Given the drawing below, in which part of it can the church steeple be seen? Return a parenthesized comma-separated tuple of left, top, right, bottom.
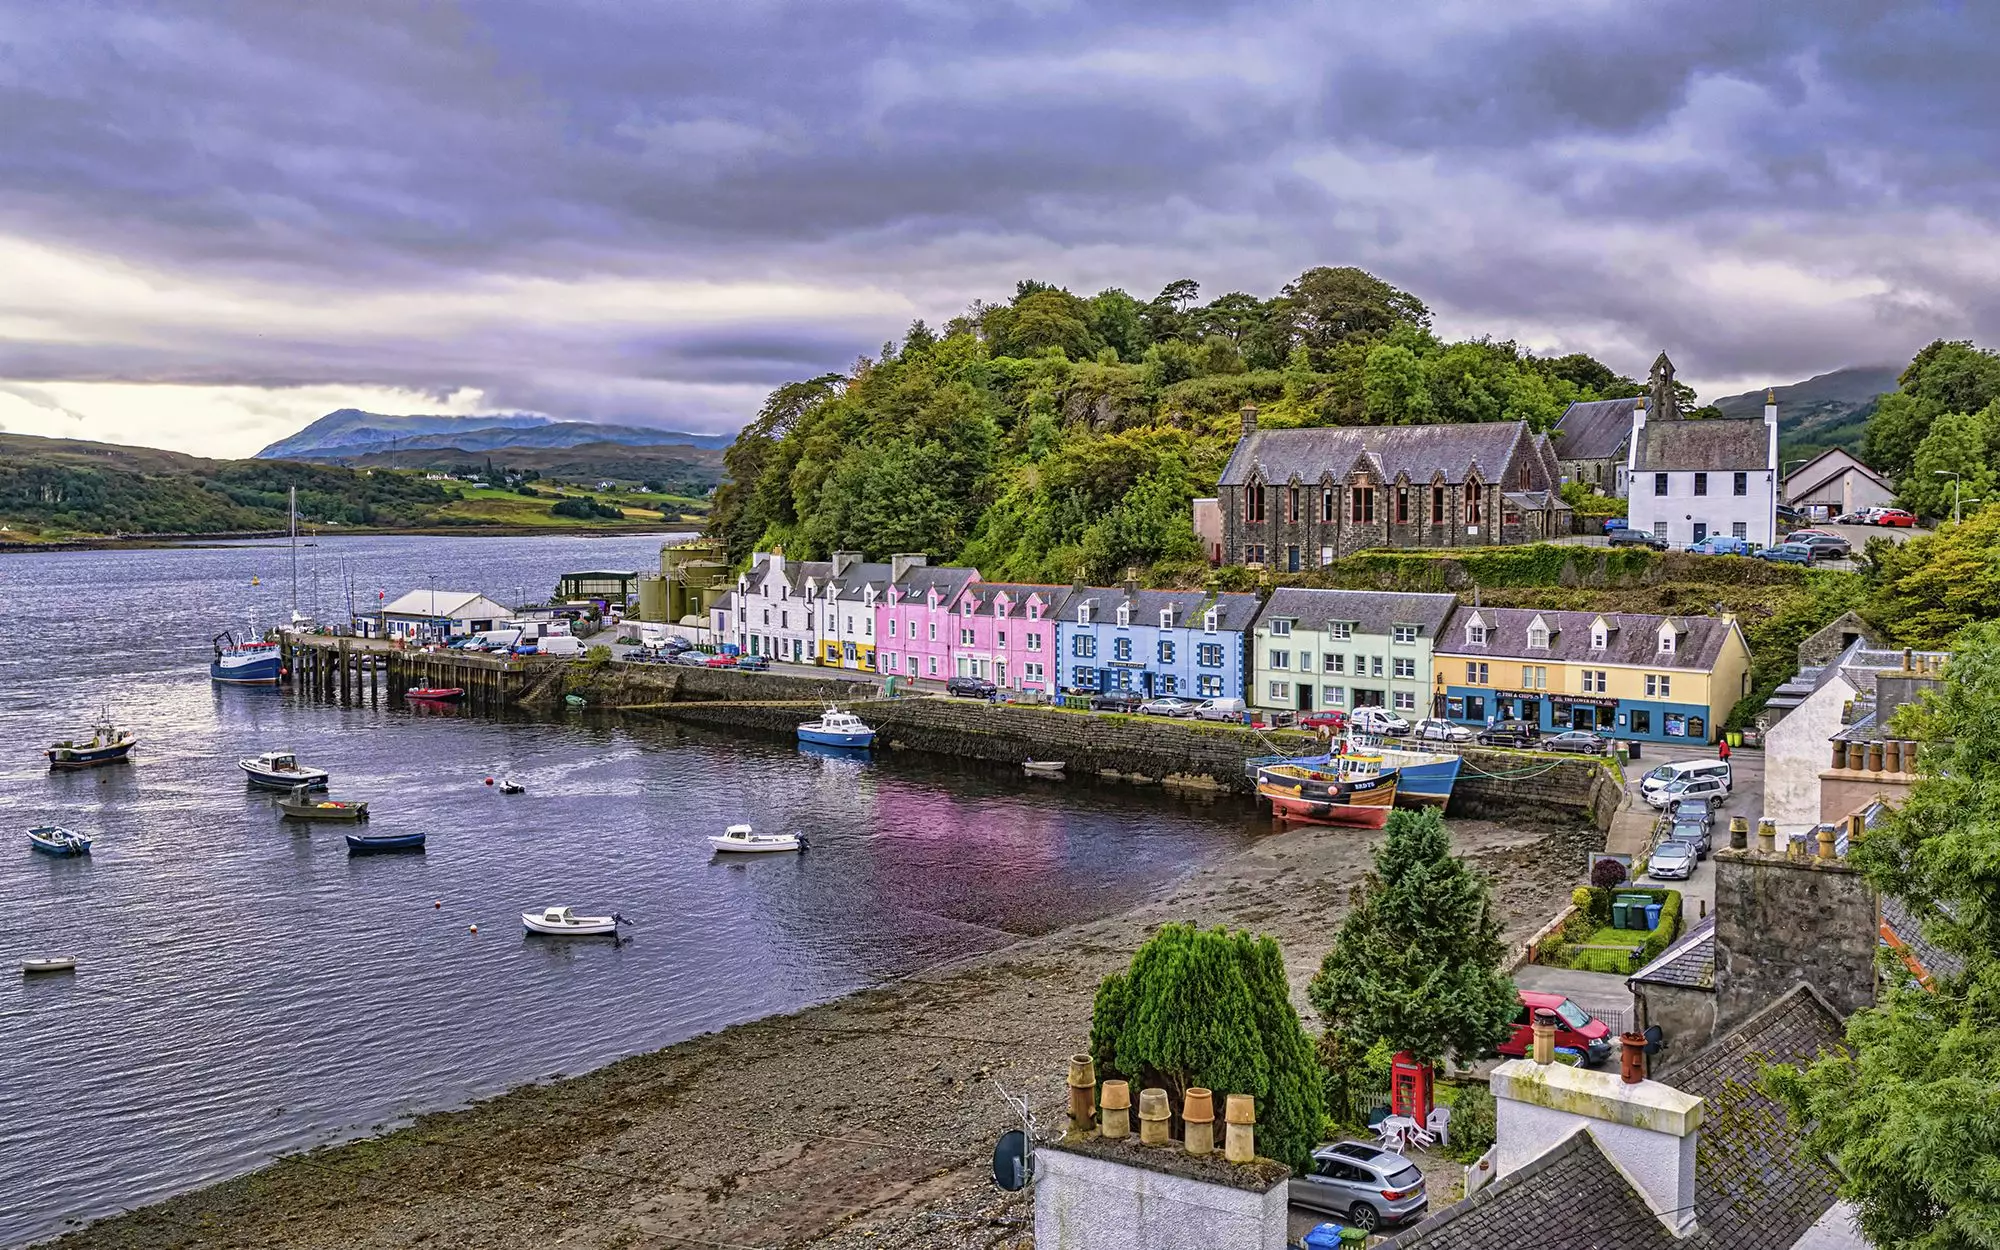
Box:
(1648, 352, 1682, 422)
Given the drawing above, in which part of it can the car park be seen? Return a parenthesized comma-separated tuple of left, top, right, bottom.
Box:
(1870, 508, 1917, 527)
(1648, 773, 1729, 811)
(1412, 718, 1474, 743)
(1477, 719, 1542, 748)
(1496, 991, 1613, 1067)
(946, 676, 998, 699)
(1088, 690, 1145, 713)
(1297, 710, 1348, 731)
(1289, 1141, 1429, 1232)
(1686, 534, 1754, 556)
(1194, 697, 1247, 721)
(1543, 729, 1608, 755)
(1752, 541, 1815, 565)
(1608, 527, 1668, 550)
(1138, 696, 1199, 717)
(1640, 759, 1732, 802)
(734, 654, 771, 672)
(1349, 707, 1411, 736)
(1647, 840, 1698, 881)
(1669, 798, 1721, 835)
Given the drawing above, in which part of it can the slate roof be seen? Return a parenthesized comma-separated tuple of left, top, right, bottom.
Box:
(1063, 585, 1262, 632)
(1881, 895, 1966, 985)
(1218, 422, 1536, 487)
(1389, 985, 1846, 1250)
(1434, 606, 1741, 672)
(1634, 417, 1772, 472)
(1784, 449, 1893, 500)
(957, 581, 1073, 619)
(1629, 914, 1716, 988)
(893, 565, 980, 604)
(1258, 587, 1457, 637)
(1554, 397, 1640, 462)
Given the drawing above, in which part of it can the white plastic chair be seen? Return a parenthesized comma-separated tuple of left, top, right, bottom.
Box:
(1426, 1105, 1452, 1146)
(1373, 1116, 1410, 1153)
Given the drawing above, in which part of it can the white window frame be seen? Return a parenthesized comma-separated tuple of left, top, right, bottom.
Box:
(1590, 626, 1607, 650)
(1392, 625, 1416, 644)
(1159, 608, 1174, 629)
(1527, 626, 1548, 650)
(1323, 685, 1347, 707)
(1467, 624, 1488, 645)
(1268, 680, 1292, 701)
(1269, 650, 1291, 670)
(1393, 658, 1415, 679)
(1116, 604, 1131, 627)
(1393, 691, 1416, 712)
(1270, 619, 1293, 637)
(1204, 609, 1218, 632)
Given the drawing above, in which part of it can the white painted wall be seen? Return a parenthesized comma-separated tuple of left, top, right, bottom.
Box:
(1033, 1147, 1291, 1250)
(1628, 468, 1778, 548)
(1764, 673, 1859, 834)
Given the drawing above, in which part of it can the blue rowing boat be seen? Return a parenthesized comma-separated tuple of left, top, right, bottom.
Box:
(345, 830, 426, 854)
(29, 826, 92, 856)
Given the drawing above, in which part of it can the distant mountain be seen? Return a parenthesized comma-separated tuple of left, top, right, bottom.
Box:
(342, 442, 724, 494)
(1711, 366, 1900, 462)
(256, 410, 737, 460)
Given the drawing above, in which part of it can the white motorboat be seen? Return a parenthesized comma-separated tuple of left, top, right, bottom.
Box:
(1023, 760, 1067, 777)
(708, 823, 805, 854)
(797, 707, 876, 749)
(521, 906, 624, 936)
(22, 957, 77, 975)
(240, 751, 330, 790)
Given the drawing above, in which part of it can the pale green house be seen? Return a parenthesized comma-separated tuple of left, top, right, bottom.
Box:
(1249, 588, 1459, 718)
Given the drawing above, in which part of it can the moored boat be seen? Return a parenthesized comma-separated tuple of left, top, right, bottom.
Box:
(46, 717, 138, 770)
(1257, 754, 1399, 828)
(1347, 734, 1462, 807)
(522, 906, 625, 935)
(798, 706, 875, 749)
(708, 823, 805, 854)
(405, 687, 465, 702)
(345, 829, 425, 853)
(240, 751, 329, 790)
(28, 826, 92, 856)
(1023, 760, 1067, 777)
(22, 957, 77, 976)
(211, 631, 282, 686)
(278, 785, 369, 821)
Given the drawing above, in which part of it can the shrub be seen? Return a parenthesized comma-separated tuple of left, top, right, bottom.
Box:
(1636, 889, 1684, 966)
(1591, 857, 1629, 888)
(1441, 1083, 1496, 1161)
(1570, 886, 1593, 914)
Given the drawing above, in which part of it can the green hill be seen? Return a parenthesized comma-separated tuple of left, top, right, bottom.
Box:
(1711, 365, 1899, 463)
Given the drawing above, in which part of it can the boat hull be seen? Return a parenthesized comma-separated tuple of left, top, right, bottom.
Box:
(345, 832, 425, 853)
(29, 838, 91, 857)
(406, 688, 465, 702)
(708, 837, 802, 854)
(242, 764, 329, 790)
(1257, 774, 1399, 828)
(211, 652, 282, 686)
(22, 959, 77, 975)
(798, 727, 876, 748)
(522, 913, 618, 935)
(279, 801, 369, 821)
(1256, 749, 1461, 809)
(46, 741, 136, 770)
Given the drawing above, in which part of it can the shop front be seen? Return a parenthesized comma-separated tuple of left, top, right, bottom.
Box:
(1440, 686, 1713, 743)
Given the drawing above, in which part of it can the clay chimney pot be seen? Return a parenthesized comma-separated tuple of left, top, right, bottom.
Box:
(1137, 1087, 1172, 1145)
(1183, 1088, 1215, 1156)
(1223, 1094, 1256, 1162)
(1066, 1054, 1097, 1132)
(1099, 1079, 1131, 1140)
(1531, 1009, 1557, 1064)
(1620, 1032, 1647, 1084)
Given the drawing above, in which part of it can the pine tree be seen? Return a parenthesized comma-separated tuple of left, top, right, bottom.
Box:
(1091, 923, 1325, 1171)
(1308, 808, 1519, 1069)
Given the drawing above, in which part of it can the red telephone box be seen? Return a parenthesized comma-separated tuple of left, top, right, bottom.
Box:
(1390, 1052, 1434, 1122)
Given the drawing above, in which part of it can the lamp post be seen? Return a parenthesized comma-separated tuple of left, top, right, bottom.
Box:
(1935, 470, 1963, 524)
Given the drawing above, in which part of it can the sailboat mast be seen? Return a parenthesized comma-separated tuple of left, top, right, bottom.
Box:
(289, 485, 299, 619)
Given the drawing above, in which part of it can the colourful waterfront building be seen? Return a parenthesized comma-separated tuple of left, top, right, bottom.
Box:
(940, 583, 1073, 694)
(1056, 581, 1260, 700)
(1432, 606, 1752, 744)
(1248, 587, 1458, 717)
(873, 563, 983, 681)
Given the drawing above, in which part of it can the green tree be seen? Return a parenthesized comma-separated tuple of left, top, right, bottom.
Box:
(1768, 625, 2000, 1249)
(1865, 340, 2000, 480)
(1362, 343, 1434, 425)
(1277, 266, 1432, 367)
(1904, 403, 2000, 520)
(1867, 508, 2000, 647)
(1091, 923, 1326, 1171)
(1308, 809, 1518, 1069)
(981, 287, 1100, 360)
(1088, 288, 1149, 361)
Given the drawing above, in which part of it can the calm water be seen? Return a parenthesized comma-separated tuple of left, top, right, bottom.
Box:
(0, 534, 1257, 1247)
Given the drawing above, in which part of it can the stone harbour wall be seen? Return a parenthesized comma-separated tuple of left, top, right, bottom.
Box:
(531, 660, 879, 709)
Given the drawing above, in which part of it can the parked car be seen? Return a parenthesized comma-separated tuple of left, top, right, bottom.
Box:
(1751, 541, 1815, 565)
(1602, 517, 1628, 533)
(1194, 697, 1247, 722)
(1138, 696, 1199, 717)
(1669, 818, 1712, 858)
(1647, 773, 1729, 811)
(1289, 1141, 1429, 1232)
(1686, 534, 1753, 556)
(1833, 510, 1868, 524)
(1543, 729, 1608, 755)
(1412, 718, 1474, 744)
(1495, 991, 1613, 1067)
(1608, 527, 1668, 550)
(1640, 759, 1733, 802)
(1647, 839, 1699, 881)
(1776, 503, 1809, 525)
(1477, 719, 1542, 748)
(946, 676, 998, 699)
(1870, 507, 1918, 527)
(734, 654, 771, 672)
(1349, 707, 1411, 736)
(703, 653, 738, 668)
(1297, 709, 1348, 731)
(1792, 532, 1853, 559)
(1088, 690, 1145, 713)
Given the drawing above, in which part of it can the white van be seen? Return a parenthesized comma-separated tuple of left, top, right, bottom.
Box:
(1195, 698, 1247, 722)
(535, 635, 584, 658)
(1640, 759, 1732, 802)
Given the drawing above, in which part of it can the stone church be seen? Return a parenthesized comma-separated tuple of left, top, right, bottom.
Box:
(1215, 406, 1571, 570)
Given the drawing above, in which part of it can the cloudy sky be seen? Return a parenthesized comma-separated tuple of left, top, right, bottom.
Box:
(2, 0, 1991, 457)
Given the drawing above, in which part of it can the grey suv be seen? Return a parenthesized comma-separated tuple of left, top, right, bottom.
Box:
(1290, 1141, 1428, 1231)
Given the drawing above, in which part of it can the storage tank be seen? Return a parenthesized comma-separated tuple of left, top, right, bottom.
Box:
(637, 575, 668, 623)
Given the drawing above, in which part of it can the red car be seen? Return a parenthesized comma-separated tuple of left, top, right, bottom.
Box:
(1494, 991, 1613, 1066)
(704, 653, 738, 668)
(1298, 711, 1348, 731)
(1871, 508, 1917, 527)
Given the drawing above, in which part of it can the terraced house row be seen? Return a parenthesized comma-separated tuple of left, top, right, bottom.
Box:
(712, 553, 1751, 743)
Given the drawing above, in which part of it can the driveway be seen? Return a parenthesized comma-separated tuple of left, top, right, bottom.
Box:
(1614, 743, 1762, 918)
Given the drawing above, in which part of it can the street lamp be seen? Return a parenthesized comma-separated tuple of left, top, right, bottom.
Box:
(1934, 470, 1964, 524)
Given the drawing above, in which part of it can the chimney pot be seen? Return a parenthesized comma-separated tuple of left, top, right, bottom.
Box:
(1182, 1088, 1215, 1156)
(1831, 741, 1849, 770)
(1099, 1080, 1131, 1140)
(1223, 1094, 1256, 1162)
(1757, 818, 1777, 854)
(1817, 826, 1837, 859)
(1137, 1087, 1172, 1145)
(1620, 1032, 1647, 1084)
(1728, 815, 1749, 851)
(1531, 1009, 1557, 1064)
(1066, 1054, 1097, 1133)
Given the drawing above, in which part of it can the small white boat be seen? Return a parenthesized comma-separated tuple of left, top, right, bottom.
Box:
(240, 751, 330, 790)
(498, 779, 525, 795)
(1023, 760, 1067, 777)
(797, 706, 876, 749)
(521, 906, 625, 936)
(708, 823, 805, 854)
(23, 957, 77, 975)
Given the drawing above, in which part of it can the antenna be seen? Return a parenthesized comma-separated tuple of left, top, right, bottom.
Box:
(289, 485, 299, 621)
(988, 1077, 1039, 1191)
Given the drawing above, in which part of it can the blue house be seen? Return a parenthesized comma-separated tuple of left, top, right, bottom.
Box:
(1054, 582, 1259, 700)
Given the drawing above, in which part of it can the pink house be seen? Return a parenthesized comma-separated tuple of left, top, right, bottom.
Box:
(949, 582, 1072, 694)
(873, 565, 980, 683)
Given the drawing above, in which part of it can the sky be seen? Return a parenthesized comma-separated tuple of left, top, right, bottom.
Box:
(3, 0, 1995, 458)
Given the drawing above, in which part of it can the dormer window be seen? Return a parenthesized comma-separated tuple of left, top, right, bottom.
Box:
(1591, 625, 1608, 650)
(1527, 617, 1549, 651)
(1203, 608, 1218, 633)
(1078, 603, 1093, 625)
(1658, 627, 1677, 656)
(1467, 624, 1487, 645)
(1116, 604, 1131, 627)
(1028, 601, 1041, 621)
(1329, 622, 1351, 641)
(1159, 608, 1174, 630)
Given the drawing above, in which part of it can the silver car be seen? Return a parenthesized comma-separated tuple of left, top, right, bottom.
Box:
(1413, 718, 1474, 744)
(1647, 840, 1698, 880)
(1138, 697, 1197, 717)
(1290, 1141, 1428, 1232)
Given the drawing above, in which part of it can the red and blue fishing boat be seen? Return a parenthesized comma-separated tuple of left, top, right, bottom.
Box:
(211, 631, 282, 686)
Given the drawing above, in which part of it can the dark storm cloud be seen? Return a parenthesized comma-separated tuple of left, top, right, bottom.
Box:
(4, 0, 1999, 440)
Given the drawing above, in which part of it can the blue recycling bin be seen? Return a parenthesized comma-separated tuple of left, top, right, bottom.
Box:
(1646, 902, 1663, 930)
(1302, 1223, 1353, 1250)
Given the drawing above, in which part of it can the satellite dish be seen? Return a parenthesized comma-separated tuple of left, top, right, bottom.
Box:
(1642, 1024, 1665, 1056)
(992, 1129, 1028, 1191)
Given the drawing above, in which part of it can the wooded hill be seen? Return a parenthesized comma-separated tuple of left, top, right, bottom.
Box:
(708, 267, 1668, 584)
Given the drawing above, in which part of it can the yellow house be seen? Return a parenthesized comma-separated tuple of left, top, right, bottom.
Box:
(1433, 607, 1751, 743)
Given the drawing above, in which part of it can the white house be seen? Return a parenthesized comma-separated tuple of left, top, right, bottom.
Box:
(729, 550, 833, 664)
(1627, 385, 1779, 549)
(378, 590, 515, 642)
(1783, 448, 1896, 521)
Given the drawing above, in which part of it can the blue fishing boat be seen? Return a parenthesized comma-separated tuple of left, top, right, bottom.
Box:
(46, 715, 137, 770)
(211, 631, 282, 686)
(1249, 736, 1462, 809)
(797, 706, 876, 749)
(28, 826, 92, 856)
(346, 830, 426, 854)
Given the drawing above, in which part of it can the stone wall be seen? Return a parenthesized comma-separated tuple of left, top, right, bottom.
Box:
(1034, 1143, 1291, 1250)
(1712, 848, 1876, 1030)
(532, 660, 879, 709)
(1450, 750, 1625, 829)
(1633, 982, 1717, 1059)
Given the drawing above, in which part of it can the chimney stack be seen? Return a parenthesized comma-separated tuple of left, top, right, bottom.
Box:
(832, 550, 862, 579)
(1183, 1088, 1215, 1156)
(1223, 1094, 1256, 1162)
(1620, 1033, 1648, 1084)
(1099, 1080, 1131, 1140)
(1531, 1009, 1557, 1064)
(1123, 573, 1139, 599)
(889, 552, 928, 583)
(1240, 403, 1259, 436)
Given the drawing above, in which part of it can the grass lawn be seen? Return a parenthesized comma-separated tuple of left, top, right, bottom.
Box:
(434, 486, 673, 526)
(1568, 923, 1656, 974)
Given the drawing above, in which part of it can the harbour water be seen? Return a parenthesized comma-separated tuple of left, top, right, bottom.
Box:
(0, 534, 1259, 1247)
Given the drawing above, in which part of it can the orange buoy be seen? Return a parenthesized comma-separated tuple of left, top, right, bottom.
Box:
(484, 777, 494, 786)
(469, 924, 478, 933)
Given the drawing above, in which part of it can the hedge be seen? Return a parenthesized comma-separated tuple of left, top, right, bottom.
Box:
(1541, 887, 1682, 974)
